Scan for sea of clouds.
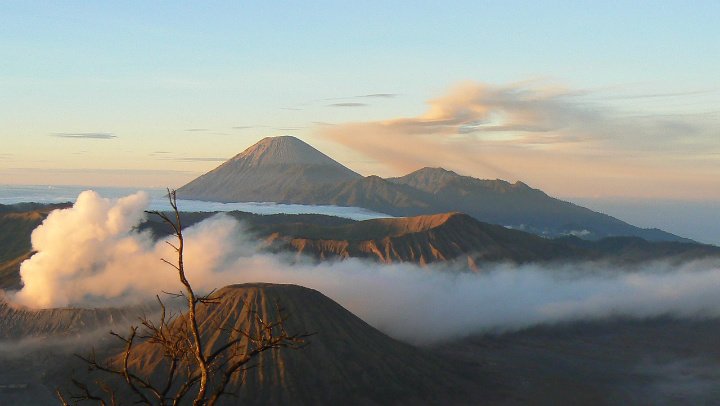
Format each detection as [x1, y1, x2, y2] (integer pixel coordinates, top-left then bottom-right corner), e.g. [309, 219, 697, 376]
[8, 190, 720, 345]
[0, 185, 390, 220]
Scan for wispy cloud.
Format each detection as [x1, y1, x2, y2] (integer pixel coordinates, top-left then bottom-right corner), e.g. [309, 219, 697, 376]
[4, 167, 198, 176]
[319, 80, 720, 199]
[329, 102, 368, 108]
[283, 93, 398, 111]
[231, 126, 254, 130]
[597, 88, 716, 101]
[165, 157, 227, 162]
[324, 93, 399, 101]
[51, 133, 116, 139]
[185, 128, 209, 132]
[151, 151, 227, 162]
[357, 93, 398, 99]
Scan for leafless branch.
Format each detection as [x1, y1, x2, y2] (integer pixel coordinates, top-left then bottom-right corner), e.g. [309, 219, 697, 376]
[63, 188, 309, 406]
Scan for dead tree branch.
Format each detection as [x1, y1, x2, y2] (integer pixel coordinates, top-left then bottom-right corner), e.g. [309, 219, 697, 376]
[59, 189, 310, 406]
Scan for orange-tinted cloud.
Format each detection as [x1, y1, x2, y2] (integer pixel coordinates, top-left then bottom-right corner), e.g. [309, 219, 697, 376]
[318, 81, 720, 199]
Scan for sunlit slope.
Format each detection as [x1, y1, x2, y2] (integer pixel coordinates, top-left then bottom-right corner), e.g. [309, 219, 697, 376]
[177, 136, 362, 202]
[265, 212, 588, 265]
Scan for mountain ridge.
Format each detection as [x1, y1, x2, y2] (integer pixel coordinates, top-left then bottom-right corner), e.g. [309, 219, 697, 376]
[2, 206, 716, 292]
[177, 136, 690, 242]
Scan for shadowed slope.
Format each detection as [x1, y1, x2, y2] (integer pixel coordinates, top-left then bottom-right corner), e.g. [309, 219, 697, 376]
[107, 284, 480, 406]
[390, 168, 688, 242]
[278, 175, 432, 216]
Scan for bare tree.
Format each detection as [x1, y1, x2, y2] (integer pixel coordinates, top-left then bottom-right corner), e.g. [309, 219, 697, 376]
[58, 190, 309, 406]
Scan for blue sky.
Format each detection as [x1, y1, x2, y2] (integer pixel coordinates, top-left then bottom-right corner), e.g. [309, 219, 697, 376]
[1, 1, 719, 203]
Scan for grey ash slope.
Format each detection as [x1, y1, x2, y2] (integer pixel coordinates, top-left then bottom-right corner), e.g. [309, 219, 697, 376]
[0, 295, 148, 340]
[56, 284, 482, 406]
[177, 136, 362, 202]
[200, 284, 481, 406]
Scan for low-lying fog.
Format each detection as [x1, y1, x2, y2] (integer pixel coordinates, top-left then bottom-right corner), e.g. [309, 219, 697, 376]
[7, 191, 720, 345]
[0, 184, 391, 220]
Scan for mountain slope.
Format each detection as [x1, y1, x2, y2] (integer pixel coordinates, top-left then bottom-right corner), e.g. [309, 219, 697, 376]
[60, 284, 480, 406]
[0, 206, 66, 290]
[278, 175, 433, 216]
[0, 293, 149, 340]
[177, 136, 362, 202]
[388, 167, 688, 241]
[175, 137, 689, 241]
[261, 212, 719, 266]
[265, 212, 590, 265]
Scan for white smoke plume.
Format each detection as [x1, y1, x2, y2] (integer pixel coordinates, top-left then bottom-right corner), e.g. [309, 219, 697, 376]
[11, 190, 249, 309]
[10, 191, 720, 345]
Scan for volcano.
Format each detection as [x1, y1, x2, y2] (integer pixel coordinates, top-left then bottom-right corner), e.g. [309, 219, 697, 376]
[176, 136, 689, 241]
[177, 136, 362, 202]
[49, 283, 480, 406]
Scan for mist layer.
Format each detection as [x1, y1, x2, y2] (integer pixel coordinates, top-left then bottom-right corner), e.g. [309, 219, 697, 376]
[9, 191, 720, 344]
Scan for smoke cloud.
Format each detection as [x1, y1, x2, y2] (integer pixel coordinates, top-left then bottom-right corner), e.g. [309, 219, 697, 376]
[10, 192, 720, 345]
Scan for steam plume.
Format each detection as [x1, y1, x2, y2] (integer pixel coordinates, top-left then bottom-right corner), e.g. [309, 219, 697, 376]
[10, 192, 720, 345]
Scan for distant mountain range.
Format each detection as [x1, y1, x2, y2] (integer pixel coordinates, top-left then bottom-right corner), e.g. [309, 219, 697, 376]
[177, 136, 689, 242]
[2, 204, 717, 292]
[141, 210, 720, 267]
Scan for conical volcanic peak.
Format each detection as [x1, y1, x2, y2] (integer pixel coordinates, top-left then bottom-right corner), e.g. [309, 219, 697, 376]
[177, 136, 362, 202]
[231, 136, 352, 168]
[92, 283, 476, 406]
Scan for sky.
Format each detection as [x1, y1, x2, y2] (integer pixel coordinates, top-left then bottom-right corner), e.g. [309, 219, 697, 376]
[1, 2, 719, 235]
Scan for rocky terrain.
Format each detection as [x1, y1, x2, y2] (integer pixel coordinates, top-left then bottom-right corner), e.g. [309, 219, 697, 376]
[263, 212, 588, 265]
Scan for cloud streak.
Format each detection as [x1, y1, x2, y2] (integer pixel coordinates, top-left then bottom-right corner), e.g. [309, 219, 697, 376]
[328, 102, 368, 108]
[51, 133, 116, 139]
[163, 157, 228, 162]
[9, 191, 720, 346]
[357, 93, 397, 99]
